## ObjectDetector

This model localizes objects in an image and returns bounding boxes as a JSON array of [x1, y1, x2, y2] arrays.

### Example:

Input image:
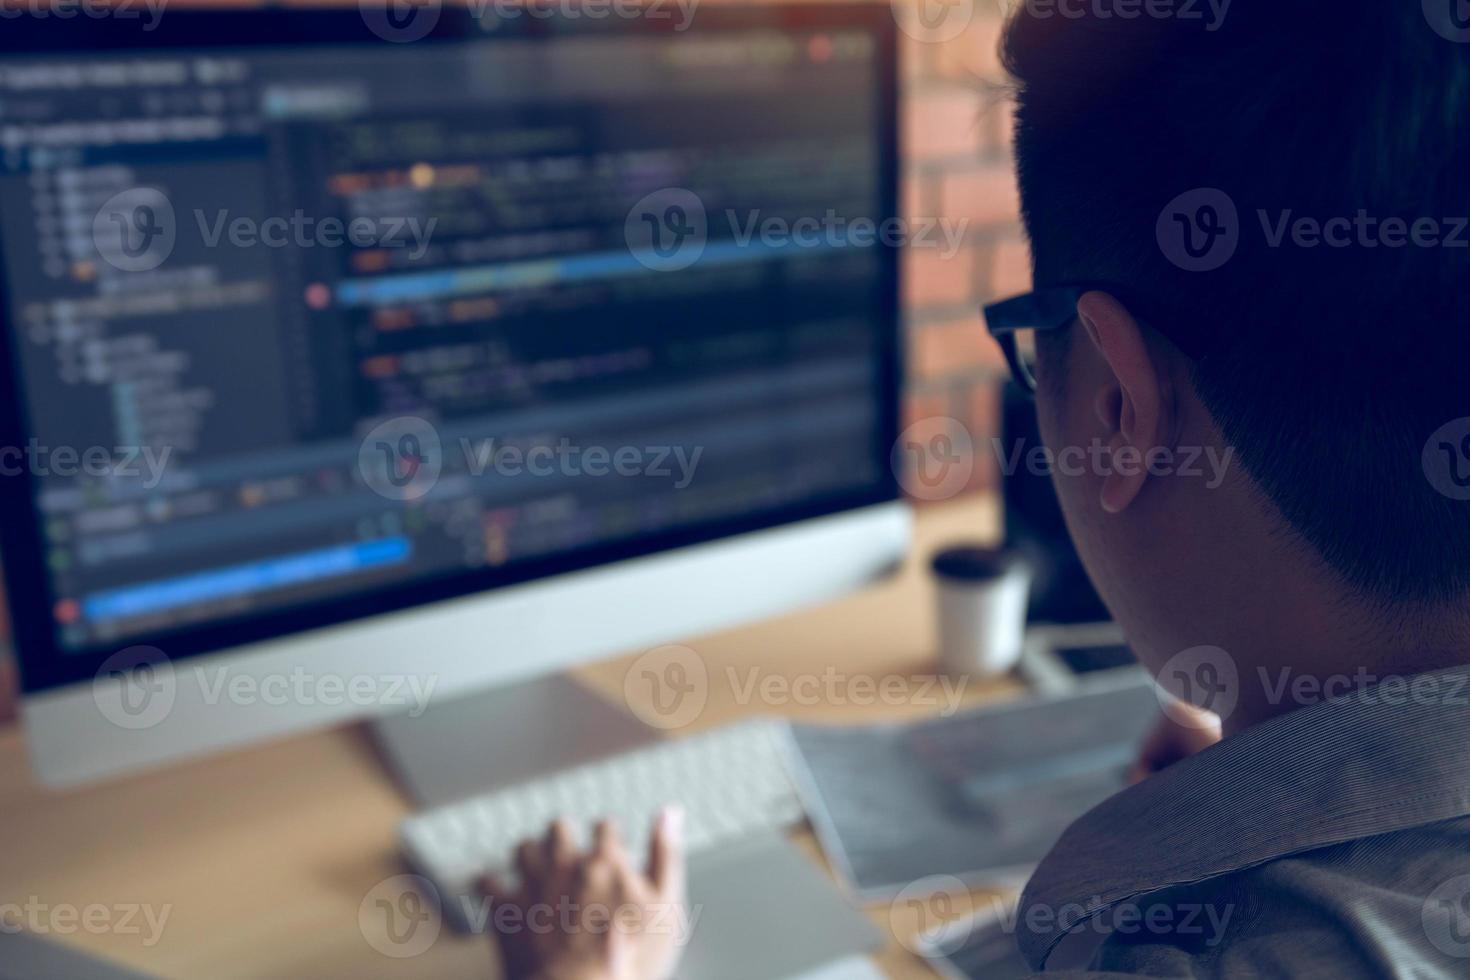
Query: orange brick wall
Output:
[[897, 1, 1028, 501]]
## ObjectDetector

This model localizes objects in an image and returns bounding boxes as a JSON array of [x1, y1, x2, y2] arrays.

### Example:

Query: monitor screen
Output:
[[0, 8, 899, 692]]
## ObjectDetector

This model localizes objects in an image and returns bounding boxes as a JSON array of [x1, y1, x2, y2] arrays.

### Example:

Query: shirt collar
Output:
[[1018, 663, 1470, 968]]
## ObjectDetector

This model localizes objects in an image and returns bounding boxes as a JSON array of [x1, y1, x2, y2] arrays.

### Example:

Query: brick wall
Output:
[[897, 1, 1028, 501]]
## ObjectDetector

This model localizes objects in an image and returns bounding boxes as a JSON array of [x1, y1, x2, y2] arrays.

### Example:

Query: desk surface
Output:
[[0, 496, 1018, 980]]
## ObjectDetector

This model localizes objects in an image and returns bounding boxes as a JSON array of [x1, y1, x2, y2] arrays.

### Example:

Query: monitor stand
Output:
[[371, 674, 662, 808]]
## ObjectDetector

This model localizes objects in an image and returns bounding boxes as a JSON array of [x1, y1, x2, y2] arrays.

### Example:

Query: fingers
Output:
[[515, 838, 545, 885], [593, 819, 620, 858], [545, 819, 577, 869], [513, 813, 681, 895], [647, 806, 686, 899]]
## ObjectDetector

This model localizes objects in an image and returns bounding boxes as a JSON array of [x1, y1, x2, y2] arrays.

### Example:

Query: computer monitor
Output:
[[0, 6, 906, 787]]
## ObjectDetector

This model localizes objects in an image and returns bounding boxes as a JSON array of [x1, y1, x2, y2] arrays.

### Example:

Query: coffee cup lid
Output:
[[931, 545, 1028, 581]]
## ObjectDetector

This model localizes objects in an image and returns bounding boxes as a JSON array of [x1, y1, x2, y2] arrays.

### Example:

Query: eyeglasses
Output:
[[982, 285, 1087, 395], [984, 284, 1169, 396]]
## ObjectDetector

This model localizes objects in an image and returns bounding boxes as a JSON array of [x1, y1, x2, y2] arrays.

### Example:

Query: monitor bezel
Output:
[[0, 3, 903, 695]]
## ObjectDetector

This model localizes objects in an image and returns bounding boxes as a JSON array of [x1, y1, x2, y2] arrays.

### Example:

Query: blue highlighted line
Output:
[[81, 537, 411, 622], [334, 238, 858, 308]]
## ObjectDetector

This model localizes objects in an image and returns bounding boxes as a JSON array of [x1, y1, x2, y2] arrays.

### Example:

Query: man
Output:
[[487, 2, 1470, 976]]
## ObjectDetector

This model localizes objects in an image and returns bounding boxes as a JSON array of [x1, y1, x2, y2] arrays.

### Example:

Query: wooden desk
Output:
[[0, 496, 1017, 979]]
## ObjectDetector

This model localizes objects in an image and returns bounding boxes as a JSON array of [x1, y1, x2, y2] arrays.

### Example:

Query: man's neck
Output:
[[1223, 646, 1470, 736]]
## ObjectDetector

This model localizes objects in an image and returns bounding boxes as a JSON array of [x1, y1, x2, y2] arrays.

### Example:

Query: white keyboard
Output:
[[399, 718, 806, 930]]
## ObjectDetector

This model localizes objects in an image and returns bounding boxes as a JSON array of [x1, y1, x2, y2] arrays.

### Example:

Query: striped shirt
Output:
[[1018, 664, 1470, 978]]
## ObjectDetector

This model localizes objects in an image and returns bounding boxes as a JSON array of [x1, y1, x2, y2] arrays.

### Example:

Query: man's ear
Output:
[[1076, 290, 1170, 515]]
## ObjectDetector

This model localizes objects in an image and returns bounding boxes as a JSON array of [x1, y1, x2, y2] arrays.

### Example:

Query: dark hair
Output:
[[1002, 2, 1470, 604]]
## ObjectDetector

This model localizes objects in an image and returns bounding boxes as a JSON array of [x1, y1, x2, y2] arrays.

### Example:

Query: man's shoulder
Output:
[[1067, 816, 1470, 978]]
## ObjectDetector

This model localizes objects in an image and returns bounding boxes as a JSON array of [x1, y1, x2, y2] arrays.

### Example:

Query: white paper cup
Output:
[[932, 546, 1031, 677]]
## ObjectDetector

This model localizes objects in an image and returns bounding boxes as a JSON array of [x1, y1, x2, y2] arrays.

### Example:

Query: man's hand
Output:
[[1129, 705, 1222, 783], [483, 807, 687, 980]]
